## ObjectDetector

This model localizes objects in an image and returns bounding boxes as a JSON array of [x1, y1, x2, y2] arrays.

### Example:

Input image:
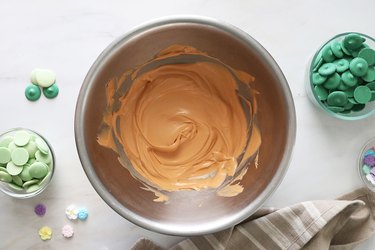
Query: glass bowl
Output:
[[358, 137, 375, 192], [306, 32, 375, 120], [0, 128, 55, 198]]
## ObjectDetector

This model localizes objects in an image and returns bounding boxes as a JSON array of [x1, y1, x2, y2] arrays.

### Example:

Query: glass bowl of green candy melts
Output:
[[0, 128, 54, 198], [307, 32, 375, 120]]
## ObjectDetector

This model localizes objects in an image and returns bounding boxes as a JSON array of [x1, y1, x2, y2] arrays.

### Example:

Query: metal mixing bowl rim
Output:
[[74, 15, 296, 236]]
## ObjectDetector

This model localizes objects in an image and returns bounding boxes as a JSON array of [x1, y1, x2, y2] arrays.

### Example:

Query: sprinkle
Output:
[[39, 226, 52, 241], [34, 203, 46, 216], [365, 149, 375, 156], [364, 154, 375, 167], [61, 225, 74, 238], [77, 208, 88, 221], [65, 204, 78, 220]]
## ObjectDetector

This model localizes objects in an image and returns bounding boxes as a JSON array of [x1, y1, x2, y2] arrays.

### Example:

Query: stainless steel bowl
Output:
[[75, 16, 296, 236]]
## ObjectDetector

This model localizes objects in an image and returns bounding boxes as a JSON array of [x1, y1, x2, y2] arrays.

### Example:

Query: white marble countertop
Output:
[[1, 0, 375, 249]]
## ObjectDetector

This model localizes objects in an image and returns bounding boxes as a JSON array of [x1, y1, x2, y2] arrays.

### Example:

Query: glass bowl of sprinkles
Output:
[[358, 138, 375, 192], [306, 32, 375, 120], [0, 128, 55, 198]]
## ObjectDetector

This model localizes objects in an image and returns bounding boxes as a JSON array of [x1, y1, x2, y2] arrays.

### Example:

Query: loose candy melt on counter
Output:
[[0, 130, 53, 193], [31, 69, 56, 88], [26, 69, 59, 101], [311, 33, 375, 114], [25, 84, 41, 101]]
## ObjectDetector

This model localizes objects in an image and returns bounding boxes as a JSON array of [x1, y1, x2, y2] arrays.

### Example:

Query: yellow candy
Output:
[[39, 226, 52, 241]]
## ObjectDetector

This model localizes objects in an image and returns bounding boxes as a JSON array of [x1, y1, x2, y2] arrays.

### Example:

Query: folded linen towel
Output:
[[131, 188, 375, 250]]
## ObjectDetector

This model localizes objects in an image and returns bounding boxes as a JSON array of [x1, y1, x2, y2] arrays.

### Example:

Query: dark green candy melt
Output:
[[42, 84, 59, 99], [327, 91, 348, 107]]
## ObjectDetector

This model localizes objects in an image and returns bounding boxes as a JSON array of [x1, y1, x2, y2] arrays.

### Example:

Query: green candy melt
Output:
[[322, 45, 336, 62], [12, 175, 23, 186], [362, 68, 375, 82], [35, 137, 49, 154], [330, 40, 344, 58], [14, 130, 31, 147], [29, 162, 48, 179], [0, 147, 11, 164], [318, 63, 336, 76], [11, 148, 29, 166], [327, 91, 348, 107], [324, 73, 341, 89], [354, 86, 372, 104], [6, 162, 23, 176], [334, 59, 350, 73], [43, 84, 59, 99], [25, 84, 41, 102], [343, 33, 365, 50], [8, 183, 24, 191], [312, 73, 327, 85], [0, 171, 12, 183], [314, 85, 329, 100], [19, 167, 32, 182], [350, 57, 368, 77], [341, 71, 358, 87], [358, 48, 375, 66], [0, 136, 13, 147], [35, 150, 51, 164]]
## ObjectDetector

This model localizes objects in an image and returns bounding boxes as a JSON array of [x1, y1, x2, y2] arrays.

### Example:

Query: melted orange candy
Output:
[[98, 45, 261, 200]]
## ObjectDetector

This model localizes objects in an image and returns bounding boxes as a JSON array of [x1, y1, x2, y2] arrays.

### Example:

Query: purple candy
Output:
[[34, 203, 46, 216], [363, 154, 375, 167]]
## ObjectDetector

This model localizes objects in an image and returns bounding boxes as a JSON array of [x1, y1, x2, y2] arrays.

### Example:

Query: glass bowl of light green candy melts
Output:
[[307, 32, 375, 120], [0, 128, 54, 198]]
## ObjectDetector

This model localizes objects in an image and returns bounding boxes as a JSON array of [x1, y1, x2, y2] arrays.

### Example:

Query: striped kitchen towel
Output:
[[131, 188, 375, 250]]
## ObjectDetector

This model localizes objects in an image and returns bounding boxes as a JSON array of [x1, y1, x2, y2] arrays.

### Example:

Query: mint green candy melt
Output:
[[35, 150, 51, 164], [34, 69, 56, 88], [14, 130, 31, 147], [0, 147, 11, 164], [29, 162, 48, 179], [0, 171, 12, 183], [6, 161, 23, 176], [35, 137, 50, 154], [0, 136, 13, 147], [11, 148, 29, 166]]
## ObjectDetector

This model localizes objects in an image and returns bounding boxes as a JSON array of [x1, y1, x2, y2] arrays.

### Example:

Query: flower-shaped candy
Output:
[[77, 208, 88, 221], [39, 226, 52, 241], [65, 204, 78, 220], [62, 225, 74, 238]]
